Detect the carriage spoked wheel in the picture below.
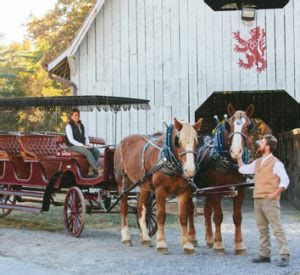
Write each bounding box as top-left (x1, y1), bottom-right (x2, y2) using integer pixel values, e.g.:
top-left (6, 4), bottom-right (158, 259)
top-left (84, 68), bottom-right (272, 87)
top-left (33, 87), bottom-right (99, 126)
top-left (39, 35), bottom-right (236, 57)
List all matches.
top-left (0, 184), bottom-right (17, 218)
top-left (136, 193), bottom-right (157, 237)
top-left (63, 187), bottom-right (86, 237)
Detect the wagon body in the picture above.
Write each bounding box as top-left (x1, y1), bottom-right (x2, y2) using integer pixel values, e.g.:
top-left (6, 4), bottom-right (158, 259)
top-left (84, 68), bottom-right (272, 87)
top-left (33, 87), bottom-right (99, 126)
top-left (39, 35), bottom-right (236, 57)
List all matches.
top-left (0, 95), bottom-right (157, 237)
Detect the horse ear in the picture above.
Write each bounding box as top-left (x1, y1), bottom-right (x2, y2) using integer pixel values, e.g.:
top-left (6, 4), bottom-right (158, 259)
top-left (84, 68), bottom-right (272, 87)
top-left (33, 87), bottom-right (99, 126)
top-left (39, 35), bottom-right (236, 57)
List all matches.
top-left (174, 118), bottom-right (183, 131)
top-left (227, 103), bottom-right (236, 117)
top-left (193, 118), bottom-right (203, 131)
top-left (245, 104), bottom-right (255, 118)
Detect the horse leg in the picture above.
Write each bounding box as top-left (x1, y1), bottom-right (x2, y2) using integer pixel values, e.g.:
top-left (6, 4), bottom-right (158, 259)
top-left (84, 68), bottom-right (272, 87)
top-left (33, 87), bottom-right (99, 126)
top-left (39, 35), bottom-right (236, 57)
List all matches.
top-left (211, 196), bottom-right (224, 253)
top-left (178, 192), bottom-right (195, 255)
top-left (155, 187), bottom-right (168, 254)
top-left (204, 197), bottom-right (214, 248)
top-left (187, 197), bottom-right (198, 247)
top-left (233, 188), bottom-right (247, 255)
top-left (118, 175), bottom-right (132, 246)
top-left (138, 187), bottom-right (152, 247)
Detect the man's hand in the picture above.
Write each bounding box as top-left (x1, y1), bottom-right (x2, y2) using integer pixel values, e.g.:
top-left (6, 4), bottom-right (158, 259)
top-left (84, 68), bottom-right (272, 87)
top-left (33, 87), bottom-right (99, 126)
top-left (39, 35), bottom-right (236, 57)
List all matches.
top-left (267, 187), bottom-right (285, 200)
top-left (83, 145), bottom-right (92, 149)
top-left (237, 158), bottom-right (244, 168)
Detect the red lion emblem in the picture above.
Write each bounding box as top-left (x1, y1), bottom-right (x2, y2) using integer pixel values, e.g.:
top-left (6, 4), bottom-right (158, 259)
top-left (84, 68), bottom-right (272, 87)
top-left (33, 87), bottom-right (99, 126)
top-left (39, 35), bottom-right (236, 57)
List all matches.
top-left (233, 26), bottom-right (267, 73)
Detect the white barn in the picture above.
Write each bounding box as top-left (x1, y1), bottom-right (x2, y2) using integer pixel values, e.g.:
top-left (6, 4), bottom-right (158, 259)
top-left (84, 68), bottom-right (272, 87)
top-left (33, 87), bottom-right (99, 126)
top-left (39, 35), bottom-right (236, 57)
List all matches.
top-left (48, 0), bottom-right (299, 141)
top-left (47, 0), bottom-right (300, 206)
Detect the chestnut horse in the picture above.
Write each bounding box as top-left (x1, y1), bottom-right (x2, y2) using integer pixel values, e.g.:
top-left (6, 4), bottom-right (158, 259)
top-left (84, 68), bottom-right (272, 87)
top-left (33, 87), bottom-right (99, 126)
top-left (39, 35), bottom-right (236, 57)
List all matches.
top-left (194, 103), bottom-right (254, 254)
top-left (114, 118), bottom-right (203, 254)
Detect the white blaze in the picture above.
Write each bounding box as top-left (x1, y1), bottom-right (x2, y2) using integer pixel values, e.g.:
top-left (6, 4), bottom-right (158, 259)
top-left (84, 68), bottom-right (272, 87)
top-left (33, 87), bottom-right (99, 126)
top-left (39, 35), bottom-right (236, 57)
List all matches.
top-left (183, 143), bottom-right (195, 177)
top-left (230, 117), bottom-right (245, 159)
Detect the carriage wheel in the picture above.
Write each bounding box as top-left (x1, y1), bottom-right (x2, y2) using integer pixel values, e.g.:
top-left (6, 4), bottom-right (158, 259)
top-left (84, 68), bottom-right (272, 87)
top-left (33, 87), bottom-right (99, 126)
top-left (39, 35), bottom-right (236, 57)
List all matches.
top-left (0, 184), bottom-right (17, 218)
top-left (63, 187), bottom-right (86, 237)
top-left (136, 193), bottom-right (158, 237)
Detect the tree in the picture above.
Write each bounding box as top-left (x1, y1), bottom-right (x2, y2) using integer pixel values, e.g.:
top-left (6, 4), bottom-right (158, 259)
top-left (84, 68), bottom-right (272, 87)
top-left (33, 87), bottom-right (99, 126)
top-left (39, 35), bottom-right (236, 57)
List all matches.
top-left (27, 0), bottom-right (96, 64)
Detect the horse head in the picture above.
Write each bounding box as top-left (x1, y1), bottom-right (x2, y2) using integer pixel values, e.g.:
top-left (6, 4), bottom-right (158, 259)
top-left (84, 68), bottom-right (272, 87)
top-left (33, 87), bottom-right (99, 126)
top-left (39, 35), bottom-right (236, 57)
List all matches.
top-left (173, 118), bottom-right (203, 178)
top-left (225, 103), bottom-right (254, 160)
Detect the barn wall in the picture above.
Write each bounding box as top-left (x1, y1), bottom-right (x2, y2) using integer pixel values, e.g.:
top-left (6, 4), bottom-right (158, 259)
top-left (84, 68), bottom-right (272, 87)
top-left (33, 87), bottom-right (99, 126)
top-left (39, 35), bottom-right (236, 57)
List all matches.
top-left (72, 0), bottom-right (300, 144)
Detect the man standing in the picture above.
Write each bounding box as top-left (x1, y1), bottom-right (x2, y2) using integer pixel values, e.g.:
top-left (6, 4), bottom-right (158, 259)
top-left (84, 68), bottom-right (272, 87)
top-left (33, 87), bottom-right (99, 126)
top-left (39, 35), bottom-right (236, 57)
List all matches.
top-left (237, 134), bottom-right (290, 267)
top-left (66, 108), bottom-right (103, 176)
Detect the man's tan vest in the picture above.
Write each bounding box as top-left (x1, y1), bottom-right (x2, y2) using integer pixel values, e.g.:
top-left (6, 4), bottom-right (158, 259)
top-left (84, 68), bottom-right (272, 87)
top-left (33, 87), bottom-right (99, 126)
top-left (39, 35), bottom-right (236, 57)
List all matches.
top-left (254, 155), bottom-right (280, 200)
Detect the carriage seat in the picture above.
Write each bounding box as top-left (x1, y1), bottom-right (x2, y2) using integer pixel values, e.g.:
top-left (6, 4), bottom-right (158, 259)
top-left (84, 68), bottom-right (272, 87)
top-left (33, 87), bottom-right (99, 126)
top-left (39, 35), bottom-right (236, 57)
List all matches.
top-left (19, 135), bottom-right (71, 162)
top-left (0, 135), bottom-right (21, 161)
top-left (0, 135), bottom-right (31, 179)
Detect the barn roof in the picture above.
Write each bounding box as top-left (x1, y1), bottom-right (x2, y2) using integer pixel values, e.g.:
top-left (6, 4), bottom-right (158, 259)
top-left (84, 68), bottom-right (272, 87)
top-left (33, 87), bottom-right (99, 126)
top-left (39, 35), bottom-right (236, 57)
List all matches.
top-left (46, 0), bottom-right (105, 79)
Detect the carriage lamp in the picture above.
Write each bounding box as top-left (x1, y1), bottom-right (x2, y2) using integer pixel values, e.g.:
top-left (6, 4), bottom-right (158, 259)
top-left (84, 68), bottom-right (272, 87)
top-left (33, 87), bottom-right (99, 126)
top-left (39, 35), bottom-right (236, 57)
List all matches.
top-left (241, 7), bottom-right (256, 21)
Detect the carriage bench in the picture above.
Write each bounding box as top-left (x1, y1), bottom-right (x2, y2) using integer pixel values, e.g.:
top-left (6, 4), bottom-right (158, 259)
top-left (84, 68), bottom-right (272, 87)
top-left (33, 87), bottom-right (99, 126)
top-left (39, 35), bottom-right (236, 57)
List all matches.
top-left (0, 134), bottom-right (30, 179)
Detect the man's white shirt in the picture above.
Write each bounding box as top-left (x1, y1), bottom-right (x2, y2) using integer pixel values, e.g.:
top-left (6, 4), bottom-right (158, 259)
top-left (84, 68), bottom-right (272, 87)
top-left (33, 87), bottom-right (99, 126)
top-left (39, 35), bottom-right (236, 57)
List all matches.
top-left (238, 153), bottom-right (290, 189)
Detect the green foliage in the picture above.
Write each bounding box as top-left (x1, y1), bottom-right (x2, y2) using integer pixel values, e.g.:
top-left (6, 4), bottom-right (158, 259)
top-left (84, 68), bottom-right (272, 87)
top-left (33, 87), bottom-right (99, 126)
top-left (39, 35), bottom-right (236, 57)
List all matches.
top-left (27, 0), bottom-right (96, 64)
top-left (0, 0), bottom-right (95, 132)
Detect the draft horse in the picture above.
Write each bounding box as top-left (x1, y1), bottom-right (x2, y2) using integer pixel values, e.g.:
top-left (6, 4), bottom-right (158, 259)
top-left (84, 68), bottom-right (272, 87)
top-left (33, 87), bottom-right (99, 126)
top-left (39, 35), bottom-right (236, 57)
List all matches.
top-left (195, 103), bottom-right (254, 254)
top-left (114, 118), bottom-right (203, 254)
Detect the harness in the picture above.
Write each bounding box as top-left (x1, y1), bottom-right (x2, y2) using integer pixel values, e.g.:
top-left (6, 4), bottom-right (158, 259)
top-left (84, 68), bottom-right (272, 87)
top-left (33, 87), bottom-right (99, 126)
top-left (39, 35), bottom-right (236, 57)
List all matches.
top-left (114, 124), bottom-right (197, 206)
top-left (196, 122), bottom-right (250, 176)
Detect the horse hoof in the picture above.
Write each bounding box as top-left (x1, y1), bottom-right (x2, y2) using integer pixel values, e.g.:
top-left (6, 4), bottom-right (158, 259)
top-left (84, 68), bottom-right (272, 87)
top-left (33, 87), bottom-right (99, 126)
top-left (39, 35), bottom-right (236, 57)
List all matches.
top-left (184, 248), bottom-right (195, 255)
top-left (206, 242), bottom-right (214, 249)
top-left (141, 240), bottom-right (152, 247)
top-left (122, 240), bottom-right (132, 247)
top-left (214, 248), bottom-right (225, 255)
top-left (157, 247), bottom-right (169, 254)
top-left (235, 249), bottom-right (246, 256)
top-left (191, 240), bottom-right (198, 247)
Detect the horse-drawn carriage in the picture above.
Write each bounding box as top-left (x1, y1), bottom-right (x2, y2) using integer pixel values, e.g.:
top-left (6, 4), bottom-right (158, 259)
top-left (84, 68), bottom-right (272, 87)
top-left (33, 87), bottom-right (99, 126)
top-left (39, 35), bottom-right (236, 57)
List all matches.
top-left (0, 95), bottom-right (256, 254)
top-left (0, 96), bottom-right (157, 237)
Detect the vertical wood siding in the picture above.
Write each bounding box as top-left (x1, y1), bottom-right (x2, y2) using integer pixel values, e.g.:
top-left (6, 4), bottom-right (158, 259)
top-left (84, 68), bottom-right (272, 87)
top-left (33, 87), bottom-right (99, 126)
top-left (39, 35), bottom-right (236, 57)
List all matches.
top-left (72, 0), bottom-right (300, 143)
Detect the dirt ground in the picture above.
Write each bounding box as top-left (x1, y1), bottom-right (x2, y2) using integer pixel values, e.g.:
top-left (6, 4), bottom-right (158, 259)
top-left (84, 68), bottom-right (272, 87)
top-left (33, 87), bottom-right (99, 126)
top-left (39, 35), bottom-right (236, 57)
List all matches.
top-left (0, 192), bottom-right (299, 275)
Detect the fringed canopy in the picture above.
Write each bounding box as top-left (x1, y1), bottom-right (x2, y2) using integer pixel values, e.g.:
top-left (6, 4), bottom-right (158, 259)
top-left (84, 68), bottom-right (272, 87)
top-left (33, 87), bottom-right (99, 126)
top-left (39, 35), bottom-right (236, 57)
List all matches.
top-left (0, 95), bottom-right (151, 112)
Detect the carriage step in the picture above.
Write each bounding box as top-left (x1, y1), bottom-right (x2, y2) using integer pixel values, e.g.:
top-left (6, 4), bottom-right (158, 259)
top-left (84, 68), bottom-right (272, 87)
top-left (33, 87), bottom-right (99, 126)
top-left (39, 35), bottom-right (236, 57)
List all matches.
top-left (0, 203), bottom-right (42, 213)
top-left (0, 190), bottom-right (45, 198)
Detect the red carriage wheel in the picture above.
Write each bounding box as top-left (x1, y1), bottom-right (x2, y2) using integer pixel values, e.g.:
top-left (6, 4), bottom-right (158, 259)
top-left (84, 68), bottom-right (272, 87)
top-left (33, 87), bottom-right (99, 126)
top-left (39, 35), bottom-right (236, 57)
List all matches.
top-left (136, 193), bottom-right (157, 237)
top-left (0, 184), bottom-right (17, 218)
top-left (63, 187), bottom-right (86, 237)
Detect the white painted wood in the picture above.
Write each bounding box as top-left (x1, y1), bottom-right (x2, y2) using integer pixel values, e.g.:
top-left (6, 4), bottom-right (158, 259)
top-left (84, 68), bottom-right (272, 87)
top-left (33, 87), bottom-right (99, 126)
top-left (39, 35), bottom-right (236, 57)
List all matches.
top-left (179, 0), bottom-right (189, 122)
top-left (128, 0), bottom-right (138, 134)
top-left (62, 0), bottom-right (300, 143)
top-left (213, 11), bottom-right (224, 92)
top-left (294, 0), bottom-right (300, 101)
top-left (222, 11), bottom-right (233, 92)
top-left (256, 9), bottom-right (267, 90)
top-left (230, 11), bottom-right (241, 91)
top-left (120, 0), bottom-right (130, 139)
top-left (265, 9), bottom-right (276, 90)
top-left (87, 21), bottom-right (97, 136)
top-left (137, 0), bottom-right (147, 134)
top-left (188, 0), bottom-right (198, 123)
top-left (275, 8), bottom-right (285, 90)
top-left (145, 0), bottom-right (155, 134)
top-left (284, 1), bottom-right (295, 98)
top-left (197, 2), bottom-right (208, 106)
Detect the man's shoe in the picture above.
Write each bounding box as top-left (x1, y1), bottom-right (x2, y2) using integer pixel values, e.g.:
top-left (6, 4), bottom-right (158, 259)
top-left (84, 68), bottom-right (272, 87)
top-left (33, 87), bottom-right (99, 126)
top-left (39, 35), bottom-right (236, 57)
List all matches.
top-left (277, 258), bottom-right (289, 267)
top-left (252, 255), bottom-right (271, 263)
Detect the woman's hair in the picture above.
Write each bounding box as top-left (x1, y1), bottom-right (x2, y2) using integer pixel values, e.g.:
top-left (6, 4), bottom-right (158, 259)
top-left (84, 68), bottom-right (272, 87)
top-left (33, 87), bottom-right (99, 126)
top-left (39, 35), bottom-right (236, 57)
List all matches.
top-left (71, 108), bottom-right (80, 115)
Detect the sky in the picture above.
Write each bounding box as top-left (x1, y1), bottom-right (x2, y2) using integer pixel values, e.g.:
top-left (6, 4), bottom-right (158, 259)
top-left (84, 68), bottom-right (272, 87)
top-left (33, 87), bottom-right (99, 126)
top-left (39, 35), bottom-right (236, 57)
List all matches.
top-left (0, 0), bottom-right (57, 45)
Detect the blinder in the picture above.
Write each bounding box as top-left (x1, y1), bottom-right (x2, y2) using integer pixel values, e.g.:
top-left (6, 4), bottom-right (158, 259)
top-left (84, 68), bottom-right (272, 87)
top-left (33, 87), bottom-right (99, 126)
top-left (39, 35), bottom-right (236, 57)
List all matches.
top-left (174, 134), bottom-right (180, 148)
top-left (224, 120), bottom-right (230, 131)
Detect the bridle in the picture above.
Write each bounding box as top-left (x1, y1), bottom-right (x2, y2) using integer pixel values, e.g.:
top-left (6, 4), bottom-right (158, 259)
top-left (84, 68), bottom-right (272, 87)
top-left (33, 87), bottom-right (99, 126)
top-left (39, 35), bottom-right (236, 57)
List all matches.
top-left (174, 134), bottom-right (198, 158)
top-left (226, 117), bottom-right (251, 145)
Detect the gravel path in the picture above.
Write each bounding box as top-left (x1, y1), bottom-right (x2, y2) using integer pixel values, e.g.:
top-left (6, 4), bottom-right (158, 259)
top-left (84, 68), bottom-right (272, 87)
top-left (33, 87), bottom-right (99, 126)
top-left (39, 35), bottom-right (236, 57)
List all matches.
top-left (0, 195), bottom-right (299, 275)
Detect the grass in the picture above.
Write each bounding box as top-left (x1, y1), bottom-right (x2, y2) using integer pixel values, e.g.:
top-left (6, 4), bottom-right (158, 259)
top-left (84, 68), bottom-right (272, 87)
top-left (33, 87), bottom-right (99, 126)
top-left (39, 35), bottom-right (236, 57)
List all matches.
top-left (0, 205), bottom-right (179, 233)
